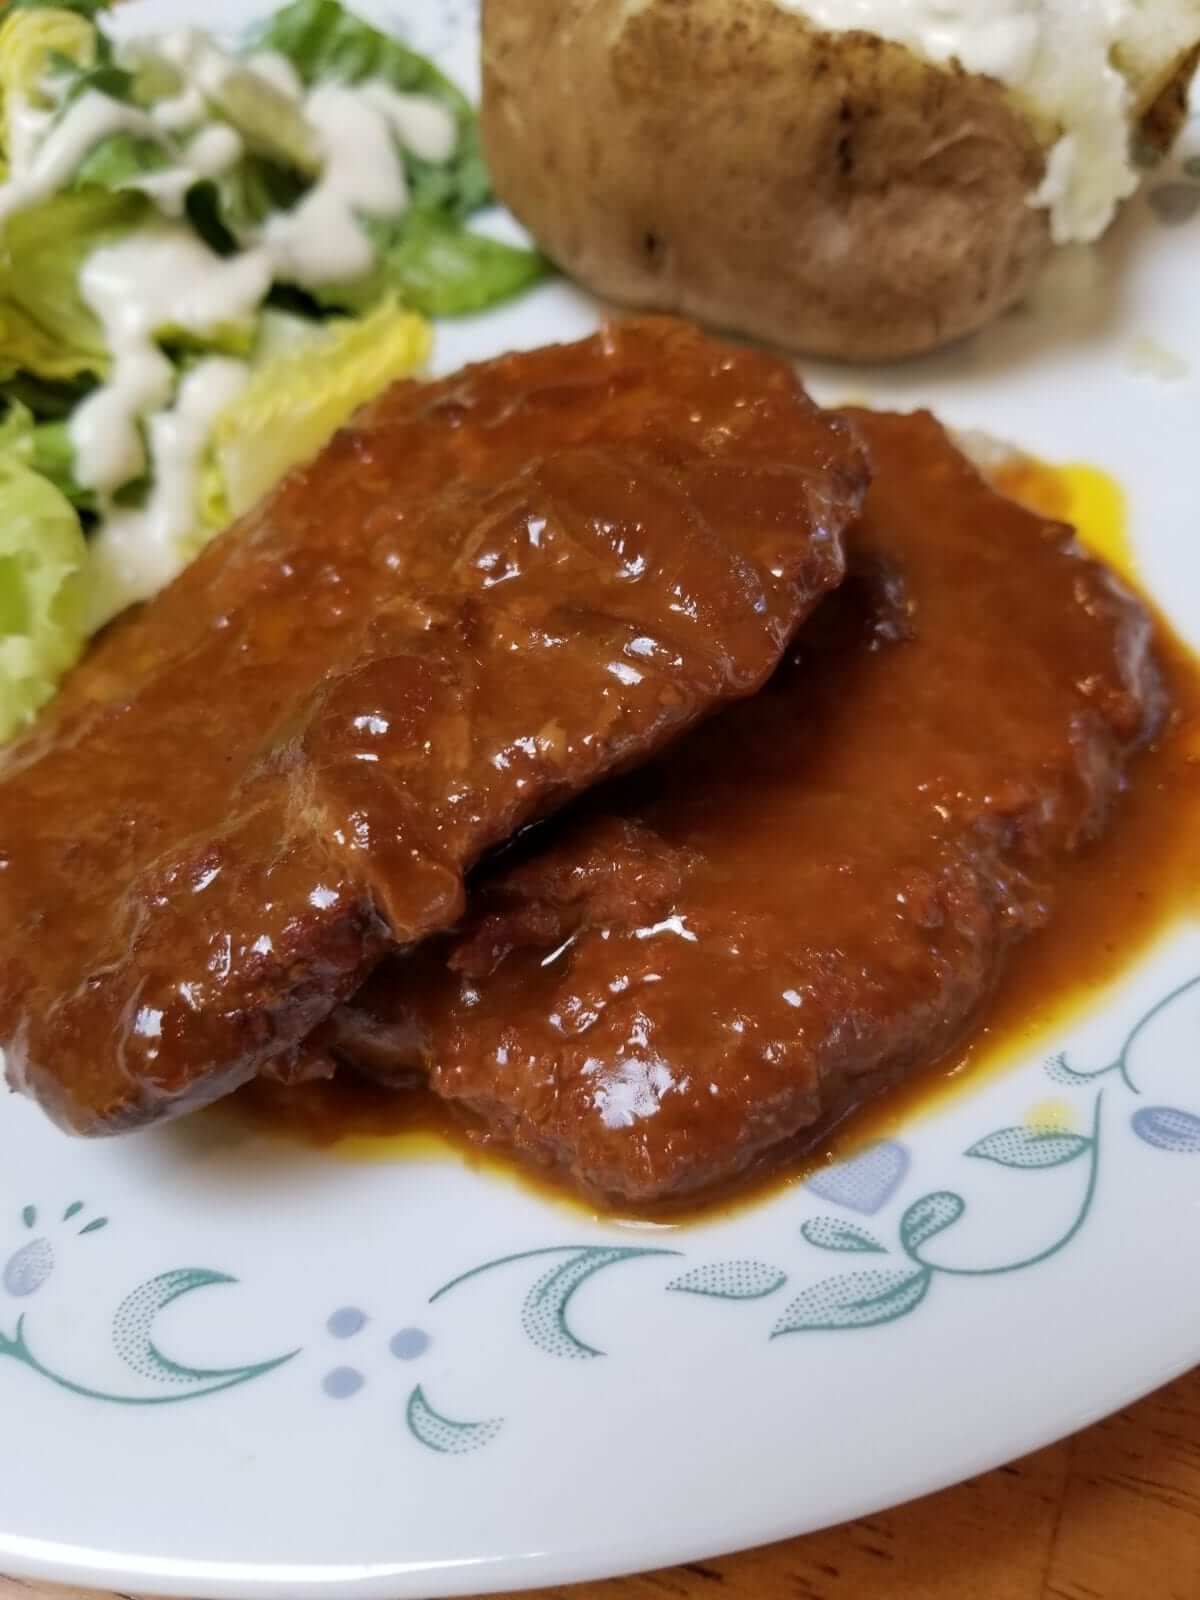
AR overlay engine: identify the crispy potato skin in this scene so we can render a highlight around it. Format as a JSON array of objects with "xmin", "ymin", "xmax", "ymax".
[
  {"xmin": 482, "ymin": 0, "xmax": 1057, "ymax": 360},
  {"xmin": 1138, "ymin": 42, "xmax": 1200, "ymax": 155}
]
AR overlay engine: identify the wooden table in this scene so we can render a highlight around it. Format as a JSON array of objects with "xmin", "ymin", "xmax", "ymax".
[{"xmin": 4, "ymin": 1367, "xmax": 1198, "ymax": 1600}]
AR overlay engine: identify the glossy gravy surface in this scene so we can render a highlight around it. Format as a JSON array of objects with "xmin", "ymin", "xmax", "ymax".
[
  {"xmin": 0, "ymin": 319, "xmax": 862, "ymax": 1136},
  {"xmin": 231, "ymin": 451, "xmax": 1200, "ymax": 1221}
]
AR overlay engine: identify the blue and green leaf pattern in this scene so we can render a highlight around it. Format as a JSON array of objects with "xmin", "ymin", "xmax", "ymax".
[{"xmin": 4, "ymin": 973, "xmax": 1198, "ymax": 1452}]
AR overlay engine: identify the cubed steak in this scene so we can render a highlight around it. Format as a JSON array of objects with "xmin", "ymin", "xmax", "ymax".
[
  {"xmin": 0, "ymin": 320, "xmax": 865, "ymax": 1135},
  {"xmin": 327, "ymin": 410, "xmax": 1164, "ymax": 1204}
]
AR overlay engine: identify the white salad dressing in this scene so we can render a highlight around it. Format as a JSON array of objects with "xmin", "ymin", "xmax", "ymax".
[
  {"xmin": 70, "ymin": 225, "xmax": 270, "ymax": 494},
  {"xmin": 141, "ymin": 27, "xmax": 242, "ymax": 102},
  {"xmin": 0, "ymin": 90, "xmax": 158, "ymax": 224},
  {"xmin": 257, "ymin": 79, "xmax": 456, "ymax": 284},
  {"xmin": 184, "ymin": 123, "xmax": 244, "ymax": 176},
  {"xmin": 0, "ymin": 26, "xmax": 460, "ymax": 282},
  {"xmin": 69, "ymin": 345, "xmax": 174, "ymax": 496},
  {"xmin": 359, "ymin": 81, "xmax": 458, "ymax": 164},
  {"xmin": 148, "ymin": 85, "xmax": 208, "ymax": 134},
  {"xmin": 261, "ymin": 80, "xmax": 412, "ymax": 284},
  {"xmin": 86, "ymin": 357, "xmax": 249, "ymax": 630},
  {"xmin": 6, "ymin": 95, "xmax": 54, "ymax": 173},
  {"xmin": 0, "ymin": 25, "xmax": 459, "ymax": 627},
  {"xmin": 764, "ymin": 0, "xmax": 1165, "ymax": 243},
  {"xmin": 135, "ymin": 124, "xmax": 245, "ymax": 215},
  {"xmin": 242, "ymin": 50, "xmax": 304, "ymax": 100}
]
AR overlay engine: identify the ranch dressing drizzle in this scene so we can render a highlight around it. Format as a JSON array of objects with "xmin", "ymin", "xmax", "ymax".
[
  {"xmin": 70, "ymin": 225, "xmax": 269, "ymax": 494},
  {"xmin": 139, "ymin": 28, "xmax": 246, "ymax": 102},
  {"xmin": 0, "ymin": 27, "xmax": 456, "ymax": 620},
  {"xmin": 259, "ymin": 81, "xmax": 457, "ymax": 283},
  {"xmin": 0, "ymin": 28, "xmax": 459, "ymax": 276},
  {"xmin": 6, "ymin": 94, "xmax": 54, "ymax": 173},
  {"xmin": 260, "ymin": 80, "xmax": 411, "ymax": 285},
  {"xmin": 71, "ymin": 227, "xmax": 259, "ymax": 624},
  {"xmin": 149, "ymin": 84, "xmax": 208, "ymax": 133},
  {"xmin": 126, "ymin": 30, "xmax": 456, "ymax": 278},
  {"xmin": 86, "ymin": 356, "xmax": 249, "ymax": 630},
  {"xmin": 0, "ymin": 90, "xmax": 159, "ymax": 223},
  {"xmin": 242, "ymin": 50, "xmax": 304, "ymax": 99},
  {"xmin": 358, "ymin": 81, "xmax": 459, "ymax": 164},
  {"xmin": 134, "ymin": 123, "xmax": 245, "ymax": 216}
]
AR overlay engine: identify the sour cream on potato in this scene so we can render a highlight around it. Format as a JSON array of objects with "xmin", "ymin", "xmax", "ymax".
[{"xmin": 767, "ymin": 0, "xmax": 1200, "ymax": 242}]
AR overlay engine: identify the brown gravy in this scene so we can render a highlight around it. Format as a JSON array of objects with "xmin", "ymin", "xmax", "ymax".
[
  {"xmin": 227, "ymin": 459, "xmax": 1200, "ymax": 1224},
  {"xmin": 0, "ymin": 320, "xmax": 862, "ymax": 1137}
]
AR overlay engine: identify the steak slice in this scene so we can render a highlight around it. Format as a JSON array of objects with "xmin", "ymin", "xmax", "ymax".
[
  {"xmin": 0, "ymin": 319, "xmax": 865, "ymax": 1135},
  {"xmin": 327, "ymin": 409, "xmax": 1164, "ymax": 1204}
]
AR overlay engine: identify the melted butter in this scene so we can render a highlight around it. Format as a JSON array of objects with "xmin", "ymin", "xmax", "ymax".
[{"xmin": 227, "ymin": 459, "xmax": 1200, "ymax": 1226}]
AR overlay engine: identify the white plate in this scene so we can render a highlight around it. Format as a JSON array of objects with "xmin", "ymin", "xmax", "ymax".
[{"xmin": 2, "ymin": 4, "xmax": 1199, "ymax": 1596}]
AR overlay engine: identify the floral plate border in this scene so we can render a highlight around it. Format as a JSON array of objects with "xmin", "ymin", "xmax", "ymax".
[{"xmin": 6, "ymin": 974, "xmax": 1198, "ymax": 1456}]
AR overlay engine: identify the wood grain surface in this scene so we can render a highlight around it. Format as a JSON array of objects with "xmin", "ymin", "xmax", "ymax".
[{"xmin": 4, "ymin": 1366, "xmax": 1198, "ymax": 1600}]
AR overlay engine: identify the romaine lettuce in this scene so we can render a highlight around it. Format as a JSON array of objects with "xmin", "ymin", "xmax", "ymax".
[
  {"xmin": 251, "ymin": 0, "xmax": 486, "ymax": 215},
  {"xmin": 321, "ymin": 211, "xmax": 549, "ymax": 318},
  {"xmin": 253, "ymin": 0, "xmax": 465, "ymax": 104},
  {"xmin": 0, "ymin": 453, "xmax": 88, "ymax": 741},
  {"xmin": 70, "ymin": 131, "xmax": 169, "ymax": 193},
  {"xmin": 26, "ymin": 420, "xmax": 91, "ymax": 506},
  {"xmin": 0, "ymin": 189, "xmax": 148, "ymax": 380},
  {"xmin": 0, "ymin": 400, "xmax": 92, "ymax": 507},
  {"xmin": 6, "ymin": 0, "xmax": 113, "ymax": 20},
  {"xmin": 247, "ymin": 1, "xmax": 546, "ymax": 314},
  {"xmin": 0, "ymin": 6, "xmax": 97, "ymax": 100},
  {"xmin": 119, "ymin": 33, "xmax": 323, "ymax": 177},
  {"xmin": 0, "ymin": 6, "xmax": 98, "ymax": 177},
  {"xmin": 185, "ymin": 157, "xmax": 309, "ymax": 256},
  {"xmin": 201, "ymin": 295, "xmax": 429, "ymax": 525}
]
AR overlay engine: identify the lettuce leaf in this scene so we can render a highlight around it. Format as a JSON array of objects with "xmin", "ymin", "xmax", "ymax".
[
  {"xmin": 0, "ymin": 400, "xmax": 34, "ymax": 453},
  {"xmin": 119, "ymin": 33, "xmax": 322, "ymax": 177},
  {"xmin": 252, "ymin": 0, "xmax": 465, "ymax": 104},
  {"xmin": 319, "ymin": 212, "xmax": 549, "ymax": 318},
  {"xmin": 52, "ymin": 54, "xmax": 134, "ymax": 109},
  {"xmin": 0, "ymin": 369, "xmax": 95, "ymax": 420},
  {"xmin": 0, "ymin": 189, "xmax": 149, "ymax": 380},
  {"xmin": 201, "ymin": 296, "xmax": 429, "ymax": 526},
  {"xmin": 207, "ymin": 61, "xmax": 323, "ymax": 177},
  {"xmin": 0, "ymin": 453, "xmax": 88, "ymax": 741},
  {"xmin": 0, "ymin": 5, "xmax": 98, "ymax": 102},
  {"xmin": 251, "ymin": 0, "xmax": 486, "ymax": 216},
  {"xmin": 184, "ymin": 156, "xmax": 309, "ymax": 258},
  {"xmin": 0, "ymin": 402, "xmax": 93, "ymax": 507},
  {"xmin": 0, "ymin": 6, "xmax": 99, "ymax": 178},
  {"xmin": 70, "ymin": 130, "xmax": 169, "ymax": 192},
  {"xmin": 26, "ymin": 419, "xmax": 92, "ymax": 507},
  {"xmin": 247, "ymin": 3, "xmax": 539, "ymax": 313},
  {"xmin": 6, "ymin": 0, "xmax": 113, "ymax": 19}
]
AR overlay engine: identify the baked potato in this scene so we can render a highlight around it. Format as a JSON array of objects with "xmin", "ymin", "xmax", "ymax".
[{"xmin": 481, "ymin": 0, "xmax": 1200, "ymax": 361}]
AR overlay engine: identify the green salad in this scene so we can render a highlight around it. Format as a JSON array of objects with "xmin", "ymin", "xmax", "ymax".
[{"xmin": 0, "ymin": 0, "xmax": 548, "ymax": 739}]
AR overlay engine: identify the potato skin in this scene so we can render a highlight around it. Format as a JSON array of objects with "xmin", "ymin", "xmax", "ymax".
[
  {"xmin": 482, "ymin": 0, "xmax": 1058, "ymax": 361},
  {"xmin": 1138, "ymin": 42, "xmax": 1200, "ymax": 157}
]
